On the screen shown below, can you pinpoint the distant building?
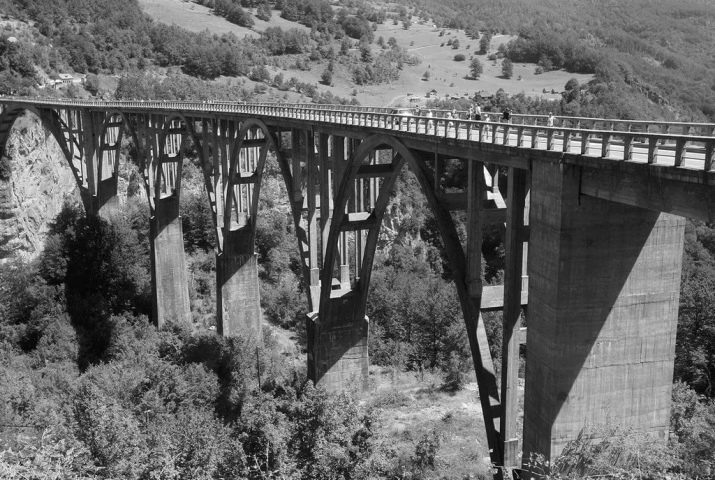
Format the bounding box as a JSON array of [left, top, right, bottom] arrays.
[[53, 73, 86, 89]]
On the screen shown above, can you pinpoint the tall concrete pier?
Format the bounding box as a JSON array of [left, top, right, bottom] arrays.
[[524, 161, 685, 460], [150, 195, 192, 328], [2, 97, 713, 475], [216, 235, 262, 338]]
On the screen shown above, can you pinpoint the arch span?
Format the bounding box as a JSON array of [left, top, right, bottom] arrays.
[[212, 119, 315, 339], [318, 134, 503, 465]]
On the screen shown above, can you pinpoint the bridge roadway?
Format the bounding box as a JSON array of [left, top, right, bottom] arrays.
[[1, 96, 714, 475]]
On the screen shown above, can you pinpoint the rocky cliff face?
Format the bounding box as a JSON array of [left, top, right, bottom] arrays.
[[0, 112, 80, 263]]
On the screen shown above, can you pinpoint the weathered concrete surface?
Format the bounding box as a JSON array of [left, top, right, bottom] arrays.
[[92, 176, 119, 218], [523, 161, 685, 462], [216, 231, 262, 338], [307, 292, 369, 392], [150, 197, 191, 328]]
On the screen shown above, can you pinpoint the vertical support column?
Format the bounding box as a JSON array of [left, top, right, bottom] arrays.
[[500, 167, 528, 468], [465, 159, 504, 467], [333, 136, 350, 289], [142, 114, 191, 329], [306, 130, 320, 308], [320, 133, 331, 260], [216, 123, 262, 339], [523, 161, 685, 463], [81, 110, 119, 217], [308, 136, 370, 392], [217, 229, 261, 338], [150, 194, 192, 329]]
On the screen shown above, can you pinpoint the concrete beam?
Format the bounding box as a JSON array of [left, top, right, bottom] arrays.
[[577, 161, 715, 223], [481, 284, 528, 311]]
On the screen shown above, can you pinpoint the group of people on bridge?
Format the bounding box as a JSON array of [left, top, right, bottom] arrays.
[[407, 104, 557, 128]]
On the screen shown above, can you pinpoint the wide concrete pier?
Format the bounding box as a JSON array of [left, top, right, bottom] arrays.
[[524, 161, 685, 460]]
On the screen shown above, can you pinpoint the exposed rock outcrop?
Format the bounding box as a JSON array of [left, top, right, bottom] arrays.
[[0, 112, 80, 263]]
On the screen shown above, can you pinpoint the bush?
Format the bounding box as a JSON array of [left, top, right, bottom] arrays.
[[412, 430, 440, 471], [441, 352, 465, 391], [453, 54, 466, 61]]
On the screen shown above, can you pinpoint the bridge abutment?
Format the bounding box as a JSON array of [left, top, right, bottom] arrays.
[[523, 161, 685, 463], [150, 196, 192, 329], [216, 231, 262, 339]]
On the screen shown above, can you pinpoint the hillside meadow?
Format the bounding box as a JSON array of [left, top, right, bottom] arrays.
[[136, 0, 591, 106]]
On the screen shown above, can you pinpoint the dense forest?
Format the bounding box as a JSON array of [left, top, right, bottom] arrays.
[[2, 0, 715, 477]]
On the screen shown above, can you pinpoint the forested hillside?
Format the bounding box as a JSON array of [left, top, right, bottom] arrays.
[[1, 0, 715, 478], [401, 0, 715, 120]]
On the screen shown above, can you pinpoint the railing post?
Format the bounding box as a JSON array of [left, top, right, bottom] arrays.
[[706, 141, 714, 171], [648, 136, 659, 164], [581, 131, 591, 155], [601, 133, 611, 158], [674, 138, 686, 167], [563, 130, 571, 153], [623, 135, 633, 161]]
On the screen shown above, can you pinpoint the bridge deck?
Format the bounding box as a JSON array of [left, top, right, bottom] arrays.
[[2, 97, 714, 220]]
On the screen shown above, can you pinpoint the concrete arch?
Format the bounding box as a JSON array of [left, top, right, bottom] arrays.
[[99, 108, 138, 146], [319, 133, 503, 463], [214, 118, 312, 338], [320, 134, 417, 312], [222, 119, 271, 248], [143, 114, 204, 209], [154, 116, 190, 203], [215, 118, 313, 294]]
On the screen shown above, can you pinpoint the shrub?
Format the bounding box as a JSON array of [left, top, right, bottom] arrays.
[[453, 54, 466, 61], [441, 351, 465, 391]]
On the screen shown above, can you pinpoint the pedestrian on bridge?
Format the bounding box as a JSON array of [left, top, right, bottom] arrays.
[[502, 107, 511, 123]]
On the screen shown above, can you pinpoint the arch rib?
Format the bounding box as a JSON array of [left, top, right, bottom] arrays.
[[320, 133, 504, 467]]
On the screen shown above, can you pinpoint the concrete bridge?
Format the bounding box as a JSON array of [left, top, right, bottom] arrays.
[[1, 96, 714, 472]]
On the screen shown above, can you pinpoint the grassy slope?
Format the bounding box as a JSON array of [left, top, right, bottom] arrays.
[[138, 0, 309, 37], [364, 368, 503, 477], [138, 0, 259, 37], [365, 21, 591, 107], [136, 1, 591, 106]]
